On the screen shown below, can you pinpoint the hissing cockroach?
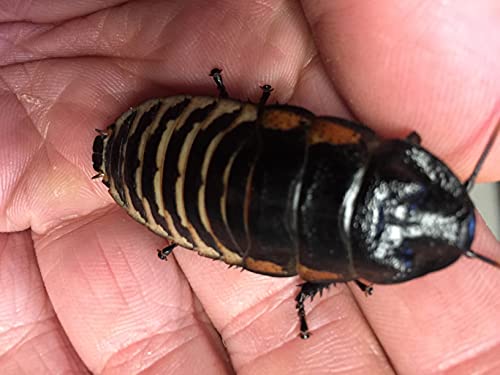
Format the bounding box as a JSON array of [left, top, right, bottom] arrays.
[[92, 68, 500, 339]]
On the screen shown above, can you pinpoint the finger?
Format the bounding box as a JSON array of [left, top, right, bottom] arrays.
[[0, 231, 87, 372], [0, 0, 126, 23], [351, 219, 500, 374], [1, 0, 314, 100], [36, 209, 232, 374], [302, 2, 500, 373], [175, 252, 394, 374], [302, 0, 500, 181]]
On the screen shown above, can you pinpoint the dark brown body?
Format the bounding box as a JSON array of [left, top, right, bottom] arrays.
[[92, 68, 498, 339], [93, 95, 381, 282]]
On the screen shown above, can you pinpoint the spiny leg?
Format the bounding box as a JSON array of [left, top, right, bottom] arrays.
[[256, 83, 273, 119], [258, 84, 273, 108], [354, 280, 374, 296], [295, 281, 335, 339], [209, 68, 229, 98], [157, 244, 176, 261]]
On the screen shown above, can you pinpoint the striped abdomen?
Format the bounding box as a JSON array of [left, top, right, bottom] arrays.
[[92, 95, 377, 281]]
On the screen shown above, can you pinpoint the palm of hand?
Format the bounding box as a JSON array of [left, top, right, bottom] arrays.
[[1, 1, 499, 374]]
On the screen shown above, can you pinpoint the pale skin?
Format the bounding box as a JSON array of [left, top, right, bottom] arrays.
[[0, 1, 499, 374]]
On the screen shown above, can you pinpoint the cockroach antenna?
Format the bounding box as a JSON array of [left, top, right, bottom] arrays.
[[464, 249, 500, 268], [463, 118, 500, 268], [463, 119, 500, 191]]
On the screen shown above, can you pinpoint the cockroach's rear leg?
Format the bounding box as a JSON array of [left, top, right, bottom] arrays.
[[295, 281, 335, 339]]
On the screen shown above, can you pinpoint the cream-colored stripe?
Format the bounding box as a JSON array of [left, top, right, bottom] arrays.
[[107, 106, 131, 208], [100, 132, 111, 188], [122, 104, 147, 224], [242, 161, 256, 258], [215, 146, 244, 264], [197, 102, 258, 264], [220, 148, 240, 233], [154, 96, 194, 249], [175, 98, 239, 259], [136, 100, 177, 240], [135, 100, 163, 222]]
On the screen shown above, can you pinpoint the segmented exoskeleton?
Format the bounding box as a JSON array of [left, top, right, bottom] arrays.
[[92, 68, 499, 338]]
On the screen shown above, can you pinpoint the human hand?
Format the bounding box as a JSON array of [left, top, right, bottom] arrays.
[[1, 1, 499, 374]]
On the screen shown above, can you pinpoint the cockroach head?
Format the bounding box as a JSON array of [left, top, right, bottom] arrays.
[[349, 140, 476, 283]]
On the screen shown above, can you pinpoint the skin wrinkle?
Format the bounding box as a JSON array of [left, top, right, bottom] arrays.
[[236, 328, 310, 373], [345, 286, 392, 368], [446, 112, 498, 179], [0, 38, 187, 69], [0, 24, 49, 67], [293, 8, 355, 119], [439, 341, 500, 374], [1, 317, 54, 357], [89, 276, 199, 361], [1, 60, 131, 232], [35, 210, 198, 352], [94, 234, 129, 306], [302, 1, 498, 175], [0, 0, 131, 24], [34, 206, 116, 251], [225, 284, 382, 373], [3, 62, 54, 143], [220, 280, 296, 343], [9, 320, 65, 373], [0, 234, 83, 369], [7, 144, 85, 233], [439, 339, 500, 372], [261, 3, 313, 99], [112, 239, 159, 309], [237, 304, 386, 375], [0, 99, 39, 230], [103, 332, 199, 374], [100, 295, 226, 373], [2, 53, 213, 73]]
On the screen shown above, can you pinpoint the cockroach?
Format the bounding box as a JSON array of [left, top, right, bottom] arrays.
[[92, 68, 499, 338]]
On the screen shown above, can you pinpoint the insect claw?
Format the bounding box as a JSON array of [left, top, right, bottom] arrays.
[[465, 249, 500, 268], [209, 68, 222, 77], [260, 84, 273, 93], [157, 249, 168, 261], [158, 244, 176, 261], [209, 68, 229, 98], [354, 280, 373, 296]]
